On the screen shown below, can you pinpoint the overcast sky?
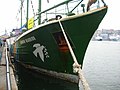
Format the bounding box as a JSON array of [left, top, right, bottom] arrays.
[[0, 0, 120, 36]]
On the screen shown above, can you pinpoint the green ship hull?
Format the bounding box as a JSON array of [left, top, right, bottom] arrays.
[[13, 6, 107, 80]]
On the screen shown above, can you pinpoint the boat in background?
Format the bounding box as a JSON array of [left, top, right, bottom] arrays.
[[95, 34, 103, 41], [8, 0, 108, 87]]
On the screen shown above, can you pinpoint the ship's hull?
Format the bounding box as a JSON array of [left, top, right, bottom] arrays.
[[13, 7, 107, 76]]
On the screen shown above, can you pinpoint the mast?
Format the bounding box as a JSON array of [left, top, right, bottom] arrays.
[[38, 0, 41, 25], [26, 0, 29, 30]]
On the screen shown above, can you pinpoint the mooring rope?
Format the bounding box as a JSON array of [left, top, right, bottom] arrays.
[[58, 20, 91, 90]]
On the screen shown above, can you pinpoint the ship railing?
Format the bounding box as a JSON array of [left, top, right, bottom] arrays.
[[35, 0, 106, 24], [36, 0, 84, 24], [5, 42, 12, 90]]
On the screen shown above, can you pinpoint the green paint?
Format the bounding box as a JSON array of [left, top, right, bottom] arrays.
[[14, 7, 107, 74]]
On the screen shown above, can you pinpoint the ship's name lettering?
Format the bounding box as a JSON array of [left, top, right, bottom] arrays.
[[20, 36, 36, 45]]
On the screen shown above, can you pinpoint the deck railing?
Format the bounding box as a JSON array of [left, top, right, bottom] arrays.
[[5, 42, 12, 90]]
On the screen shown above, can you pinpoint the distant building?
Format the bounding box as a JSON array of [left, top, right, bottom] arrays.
[[92, 29, 120, 41]]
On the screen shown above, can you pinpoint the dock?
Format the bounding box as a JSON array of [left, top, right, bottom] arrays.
[[0, 46, 18, 90]]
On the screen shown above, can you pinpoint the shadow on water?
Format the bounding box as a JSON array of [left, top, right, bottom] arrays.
[[16, 62, 78, 90]]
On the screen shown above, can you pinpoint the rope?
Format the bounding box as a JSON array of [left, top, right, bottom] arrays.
[[78, 67, 91, 90], [16, 0, 25, 20], [58, 20, 79, 66], [30, 0, 35, 17], [58, 20, 91, 90]]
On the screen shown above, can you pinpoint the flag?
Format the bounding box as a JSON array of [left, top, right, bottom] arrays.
[[28, 17, 34, 30]]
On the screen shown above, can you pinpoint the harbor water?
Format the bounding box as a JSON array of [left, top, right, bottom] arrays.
[[82, 41, 120, 90], [17, 41, 120, 90]]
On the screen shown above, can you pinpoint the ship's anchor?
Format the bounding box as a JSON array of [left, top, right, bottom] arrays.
[[58, 20, 91, 90]]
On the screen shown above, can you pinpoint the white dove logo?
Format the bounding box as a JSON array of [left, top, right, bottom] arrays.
[[33, 43, 49, 62]]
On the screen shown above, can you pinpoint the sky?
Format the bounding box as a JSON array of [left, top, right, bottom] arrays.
[[0, 0, 120, 36]]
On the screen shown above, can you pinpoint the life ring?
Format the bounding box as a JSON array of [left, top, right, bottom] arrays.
[[56, 15, 62, 20]]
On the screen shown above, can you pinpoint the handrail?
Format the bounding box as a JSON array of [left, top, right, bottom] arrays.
[[69, 0, 83, 13], [5, 42, 12, 90], [37, 0, 73, 15]]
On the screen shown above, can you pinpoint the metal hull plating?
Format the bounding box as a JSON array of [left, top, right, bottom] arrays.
[[13, 7, 107, 75]]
